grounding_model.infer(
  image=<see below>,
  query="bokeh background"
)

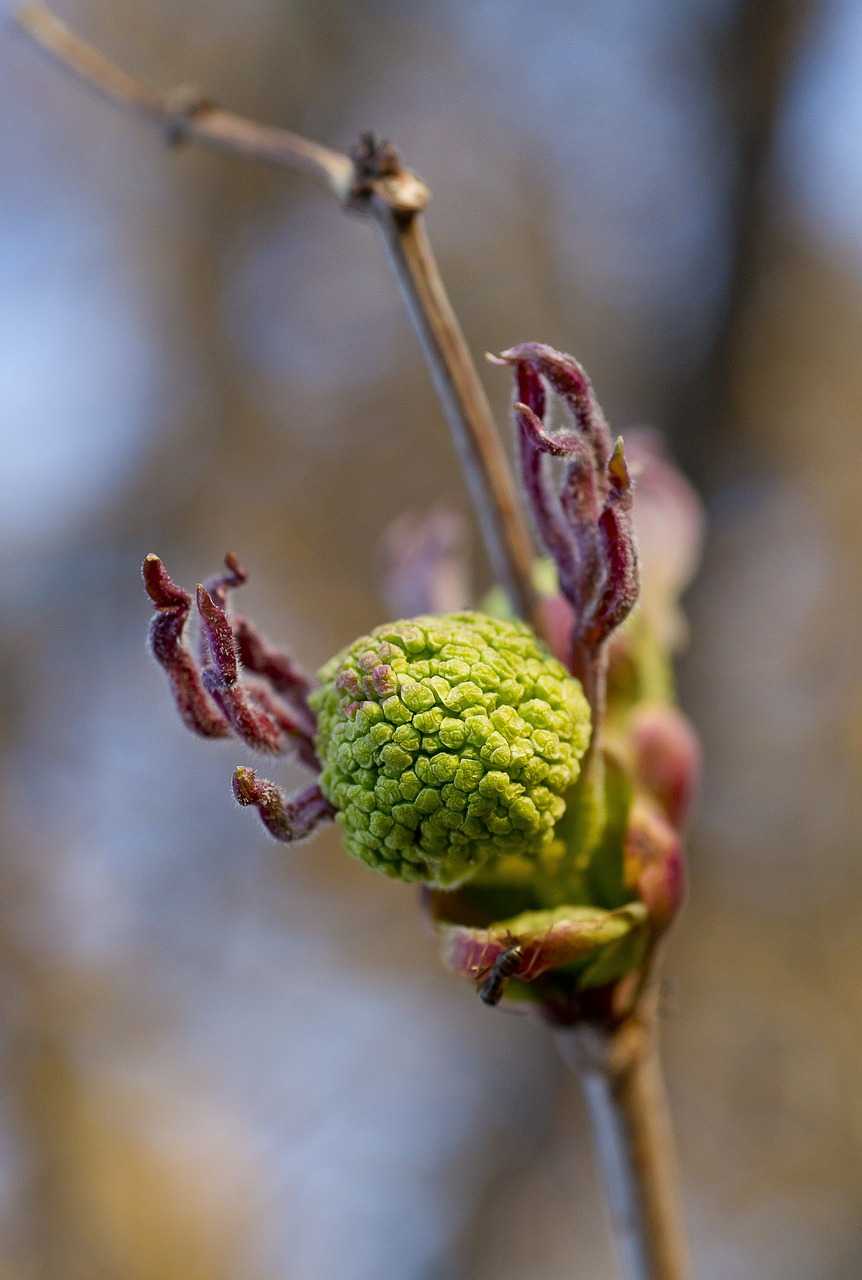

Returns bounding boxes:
[3,1,861,1276]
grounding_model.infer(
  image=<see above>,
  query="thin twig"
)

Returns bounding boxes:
[556,1002,688,1280]
[373,211,541,629]
[14,2,540,629]
[14,3,355,198]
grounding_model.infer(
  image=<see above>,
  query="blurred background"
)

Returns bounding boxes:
[2,0,861,1275]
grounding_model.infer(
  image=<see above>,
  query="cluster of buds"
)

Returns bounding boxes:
[144,344,701,1024]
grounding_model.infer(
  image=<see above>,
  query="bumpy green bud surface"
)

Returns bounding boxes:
[310,612,591,887]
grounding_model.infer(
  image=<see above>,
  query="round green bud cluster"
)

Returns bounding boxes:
[309,612,591,887]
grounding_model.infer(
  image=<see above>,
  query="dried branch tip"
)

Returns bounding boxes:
[347,129,430,216]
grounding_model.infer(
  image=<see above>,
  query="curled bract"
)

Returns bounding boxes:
[491,342,640,670]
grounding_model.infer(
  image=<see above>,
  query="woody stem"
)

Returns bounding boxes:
[556,1007,689,1280]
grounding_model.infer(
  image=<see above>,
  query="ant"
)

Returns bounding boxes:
[474,919,560,1007]
[477,942,525,1006]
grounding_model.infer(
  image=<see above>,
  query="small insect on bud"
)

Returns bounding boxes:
[310,612,591,887]
[437,902,649,1008]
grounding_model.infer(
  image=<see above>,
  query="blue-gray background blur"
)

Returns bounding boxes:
[3,1,861,1276]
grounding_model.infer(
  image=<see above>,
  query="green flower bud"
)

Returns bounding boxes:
[309,611,591,887]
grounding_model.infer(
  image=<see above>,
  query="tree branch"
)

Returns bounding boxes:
[15,3,355,198]
[373,211,541,628]
[557,1001,689,1280]
[14,2,541,630]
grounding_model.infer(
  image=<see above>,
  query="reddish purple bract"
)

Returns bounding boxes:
[143,553,331,842]
[493,343,640,685]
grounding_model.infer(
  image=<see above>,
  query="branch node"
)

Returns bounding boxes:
[346,129,430,216]
[163,84,214,147]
